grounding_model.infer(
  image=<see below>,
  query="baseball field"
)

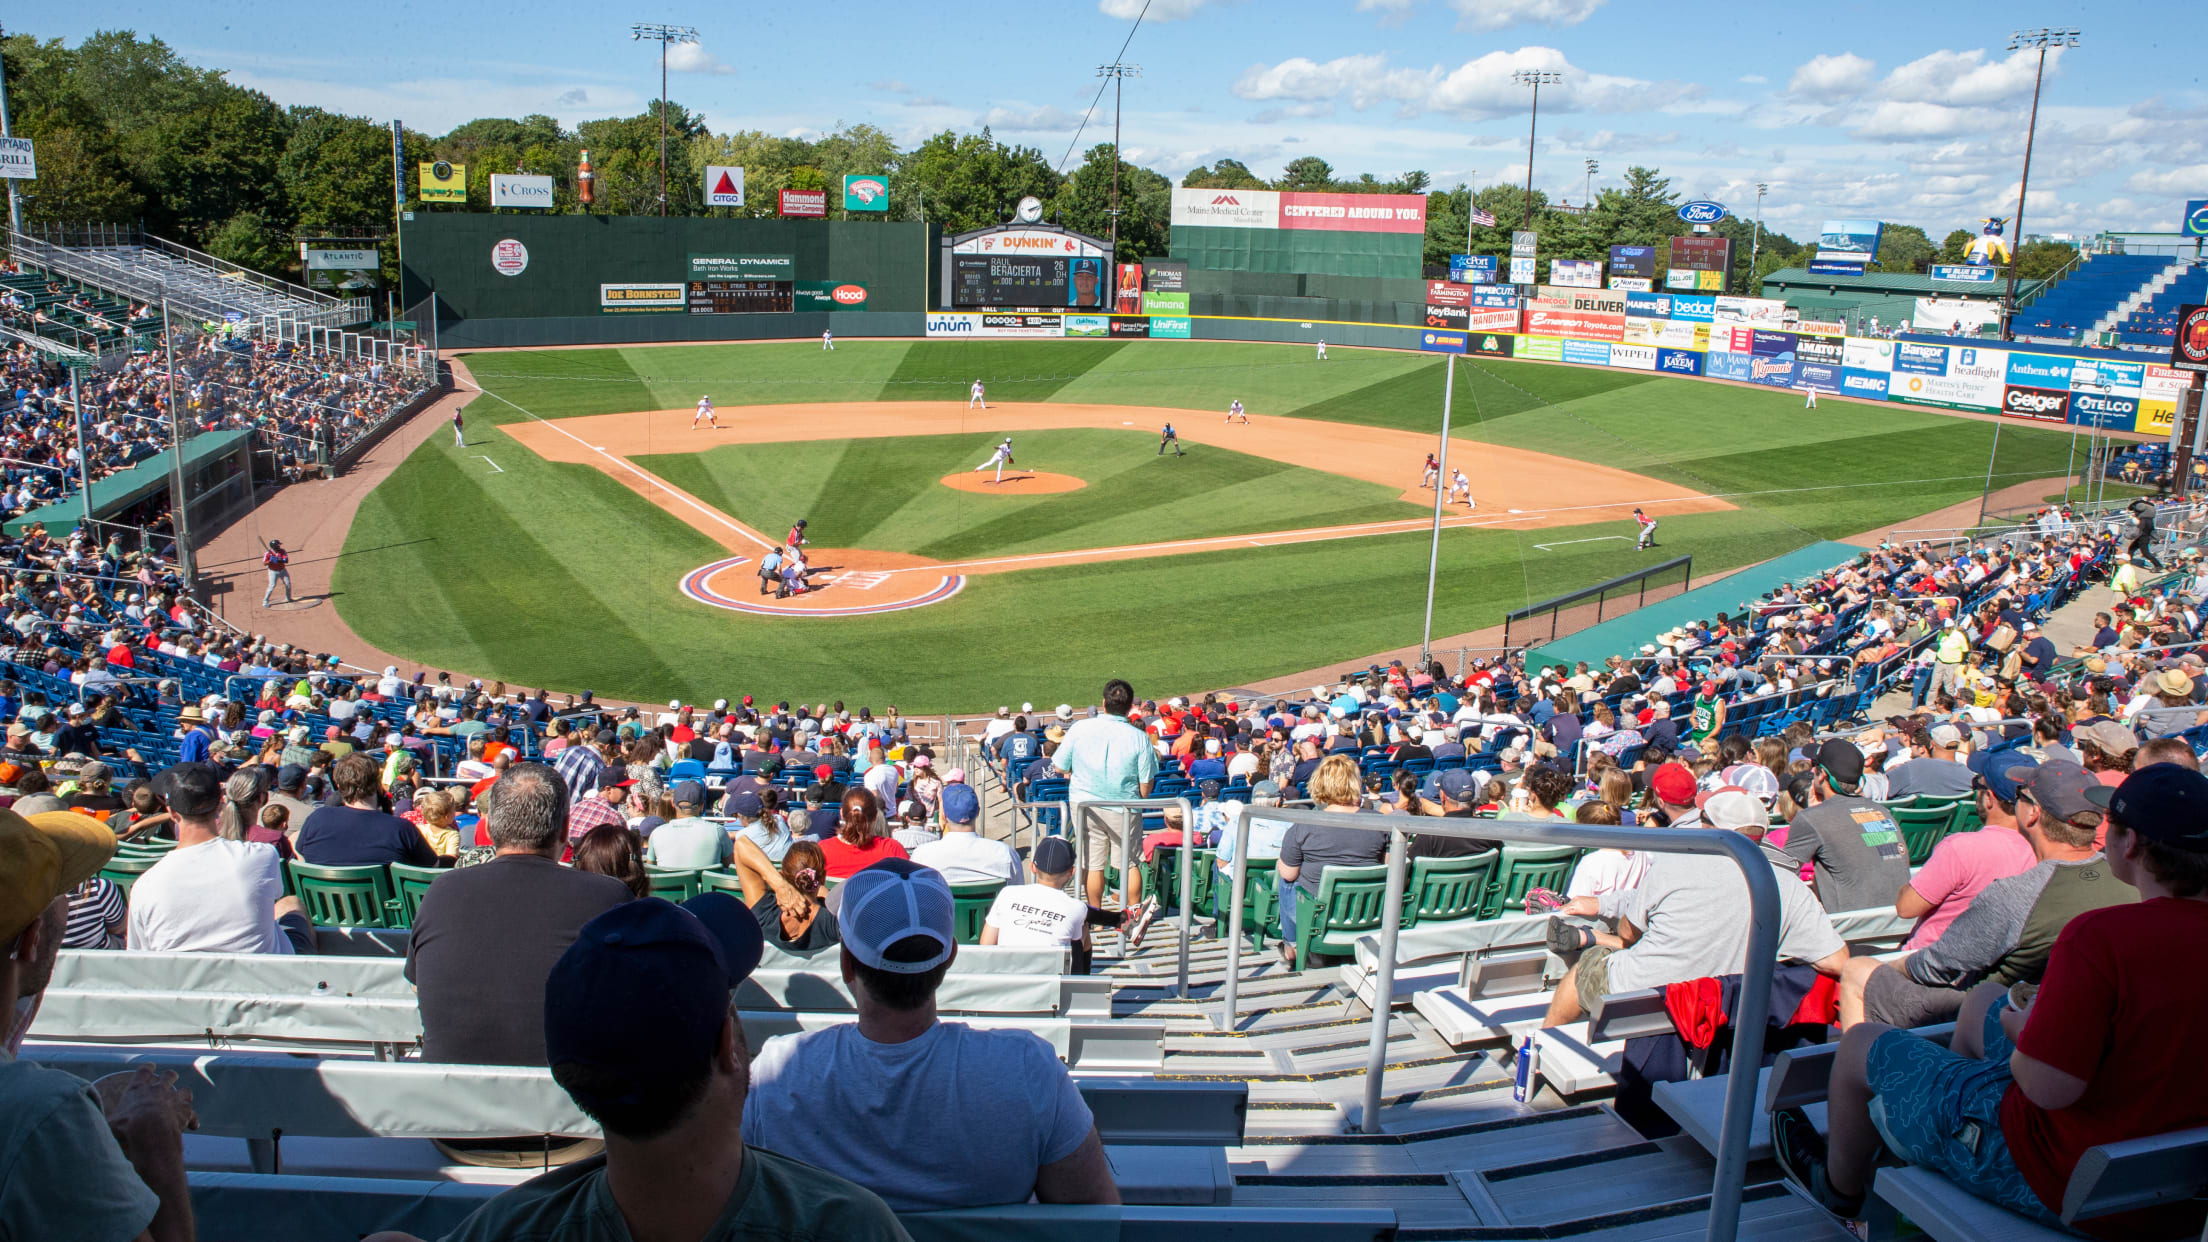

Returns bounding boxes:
[330,339,2085,710]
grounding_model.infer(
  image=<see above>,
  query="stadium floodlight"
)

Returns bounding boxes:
[1097,63,1142,265]
[1996,28,2079,343]
[1512,71,1564,229]
[631,23,701,217]
[1750,182,1768,278]
[1583,159,1598,208]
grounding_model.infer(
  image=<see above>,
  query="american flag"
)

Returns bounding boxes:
[1468,207,1496,227]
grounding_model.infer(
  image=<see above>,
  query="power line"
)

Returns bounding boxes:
[1056,0,1151,175]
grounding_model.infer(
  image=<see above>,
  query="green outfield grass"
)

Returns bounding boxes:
[632,430,1424,560]
[334,340,2091,709]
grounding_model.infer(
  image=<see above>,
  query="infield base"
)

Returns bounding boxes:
[938,470,1087,495]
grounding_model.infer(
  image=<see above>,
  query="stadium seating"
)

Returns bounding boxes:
[2015,252,2170,341]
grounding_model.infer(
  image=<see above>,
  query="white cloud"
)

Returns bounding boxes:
[1788,53,1874,100]
[1739,74,1768,85]
[981,104,1083,132]
[2125,164,2208,196]
[1881,47,2060,107]
[1357,0,1413,11]
[1100,0,1212,19]
[1233,54,1438,111]
[1235,46,1690,122]
[1446,0,1605,32]
[1848,100,2007,141]
[665,43,734,76]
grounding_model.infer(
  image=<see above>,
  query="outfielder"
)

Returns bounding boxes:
[1448,469,1473,508]
[452,408,464,448]
[1315,339,1328,361]
[1421,453,1440,489]
[975,437,1016,483]
[1157,422,1184,457]
[822,328,834,351]
[1226,399,1248,424]
[1803,385,1819,409]
[968,380,987,409]
[693,395,719,429]
[1633,507,1658,550]
[261,539,293,606]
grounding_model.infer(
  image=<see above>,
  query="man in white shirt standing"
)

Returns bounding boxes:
[1052,679,1158,915]
[912,785,1021,886]
[128,762,311,954]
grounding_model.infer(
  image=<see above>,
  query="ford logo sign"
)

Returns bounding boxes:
[1677,201,1728,224]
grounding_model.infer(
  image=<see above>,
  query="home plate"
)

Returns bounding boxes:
[833,571,891,590]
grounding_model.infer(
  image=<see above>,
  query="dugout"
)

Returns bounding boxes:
[4,429,255,539]
[398,214,937,350]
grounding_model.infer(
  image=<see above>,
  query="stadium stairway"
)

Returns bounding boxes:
[2015,252,2166,341]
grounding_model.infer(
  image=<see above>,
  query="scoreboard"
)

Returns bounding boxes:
[953,254,1071,307]
[687,279,793,315]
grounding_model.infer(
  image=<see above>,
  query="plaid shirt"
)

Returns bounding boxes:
[565,793,625,842]
[551,743,607,805]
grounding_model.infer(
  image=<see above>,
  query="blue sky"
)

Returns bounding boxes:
[21,0,2202,240]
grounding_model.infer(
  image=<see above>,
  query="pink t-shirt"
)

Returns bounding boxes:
[1902,822,2037,949]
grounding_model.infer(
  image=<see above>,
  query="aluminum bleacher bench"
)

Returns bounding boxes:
[1872,1126,2208,1242]
[181,1175,1396,1242]
[1409,950,1556,1048]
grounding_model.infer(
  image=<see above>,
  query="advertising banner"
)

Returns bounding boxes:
[1797,321,1847,337]
[1625,291,1672,319]
[1518,337,1563,361]
[1549,259,1603,288]
[1705,350,1755,382]
[1750,330,1796,357]
[1508,257,1535,285]
[2174,304,2208,373]
[2068,391,2138,429]
[2139,400,2179,436]
[1930,264,1997,283]
[778,188,827,217]
[1843,337,1896,372]
[1669,235,1733,272]
[1115,263,1145,313]
[1655,348,1703,377]
[1142,290,1190,316]
[0,136,35,179]
[689,253,793,279]
[1914,297,2002,332]
[1696,270,1726,291]
[1419,329,1468,354]
[1894,342,1950,376]
[2070,358,2145,399]
[419,162,467,202]
[1813,219,1883,270]
[1468,288,1520,308]
[1426,281,1472,308]
[1511,230,1539,258]
[2006,352,2074,388]
[842,174,889,212]
[924,312,1065,338]
[2002,384,2071,423]
[489,174,554,208]
[1608,245,1658,278]
[1534,287,1628,315]
[1713,296,1788,326]
[1142,258,1190,291]
[1424,303,1469,328]
[1672,293,1720,322]
[1711,325,1755,354]
[301,247,380,292]
[1608,277,1654,292]
[1470,332,1516,358]
[1748,330,1797,387]
[1608,344,1658,371]
[1170,187,1279,229]
[490,238,528,276]
[1150,316,1193,339]
[794,281,870,310]
[1840,368,1890,400]
[1666,268,1699,291]
[1450,254,1498,283]
[1466,307,1520,333]
[2186,201,2208,239]
[1107,316,1150,338]
[1795,335,1845,368]
[1562,339,1612,367]
[1523,306,1626,342]
[2145,364,2192,401]
[1893,346,2006,409]
[1278,191,1426,233]
[704,166,746,208]
[599,283,686,313]
[1064,315,1109,338]
[1798,361,1843,391]
[1624,318,1702,349]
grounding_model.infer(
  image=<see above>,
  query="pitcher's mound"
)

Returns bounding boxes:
[938,470,1087,495]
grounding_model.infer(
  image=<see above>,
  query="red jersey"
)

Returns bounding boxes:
[2002,898,2208,1238]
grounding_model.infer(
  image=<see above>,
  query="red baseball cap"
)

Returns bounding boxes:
[1651,762,1698,806]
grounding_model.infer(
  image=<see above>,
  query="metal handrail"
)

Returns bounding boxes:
[1074,797,1196,999]
[1216,804,1780,1242]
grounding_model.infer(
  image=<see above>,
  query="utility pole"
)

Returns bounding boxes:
[1097,62,1141,265]
[159,290,194,586]
[2001,28,2079,341]
[631,24,699,217]
[1513,71,1562,229]
[0,22,19,235]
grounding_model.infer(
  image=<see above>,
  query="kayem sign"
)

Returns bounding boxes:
[778,188,827,217]
[489,174,555,208]
[704,166,745,208]
[1166,187,1425,232]
[2003,384,2071,423]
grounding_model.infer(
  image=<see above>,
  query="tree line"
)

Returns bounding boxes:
[1,30,2076,293]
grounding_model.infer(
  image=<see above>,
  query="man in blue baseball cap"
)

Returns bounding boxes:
[744,858,1119,1212]
[433,894,908,1241]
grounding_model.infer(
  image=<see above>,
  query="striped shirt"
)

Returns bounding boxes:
[63,877,125,948]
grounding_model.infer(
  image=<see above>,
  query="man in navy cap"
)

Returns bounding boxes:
[746,858,1119,1212]
[1777,763,2208,1236]
[434,894,908,1241]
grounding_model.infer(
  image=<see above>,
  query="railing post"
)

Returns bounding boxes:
[1219,805,1250,1031]
[1358,825,1408,1133]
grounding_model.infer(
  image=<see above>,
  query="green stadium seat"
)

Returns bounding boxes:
[98,852,162,897]
[288,861,399,928]
[386,863,443,928]
[1483,844,1579,920]
[1407,850,1499,927]
[1210,856,1281,949]
[950,881,1004,944]
[644,867,702,902]
[1292,864,1393,969]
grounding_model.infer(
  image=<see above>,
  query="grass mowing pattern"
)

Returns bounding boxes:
[634,430,1426,560]
[335,339,2096,708]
